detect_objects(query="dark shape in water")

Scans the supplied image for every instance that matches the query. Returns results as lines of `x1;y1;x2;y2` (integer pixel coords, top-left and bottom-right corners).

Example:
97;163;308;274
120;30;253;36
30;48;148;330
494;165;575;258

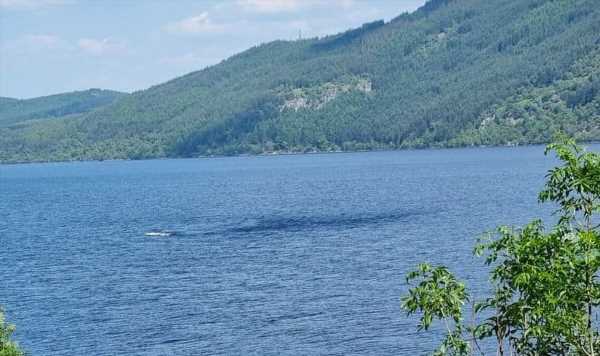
229;210;427;234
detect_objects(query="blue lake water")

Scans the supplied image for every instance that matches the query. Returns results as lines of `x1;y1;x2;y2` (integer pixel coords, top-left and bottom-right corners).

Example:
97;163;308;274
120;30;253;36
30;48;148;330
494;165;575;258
0;146;568;355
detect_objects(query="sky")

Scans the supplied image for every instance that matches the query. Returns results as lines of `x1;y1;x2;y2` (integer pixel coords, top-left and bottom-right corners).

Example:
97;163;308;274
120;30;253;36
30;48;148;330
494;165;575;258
0;0;426;99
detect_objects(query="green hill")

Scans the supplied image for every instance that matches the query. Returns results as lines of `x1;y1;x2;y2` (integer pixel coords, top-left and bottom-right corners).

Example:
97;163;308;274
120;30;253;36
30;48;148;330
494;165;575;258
1;0;599;163
0;89;127;128
0;97;19;106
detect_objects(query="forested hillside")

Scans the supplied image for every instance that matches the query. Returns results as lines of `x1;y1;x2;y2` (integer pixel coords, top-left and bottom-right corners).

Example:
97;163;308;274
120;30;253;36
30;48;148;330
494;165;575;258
1;0;599;163
0;89;126;128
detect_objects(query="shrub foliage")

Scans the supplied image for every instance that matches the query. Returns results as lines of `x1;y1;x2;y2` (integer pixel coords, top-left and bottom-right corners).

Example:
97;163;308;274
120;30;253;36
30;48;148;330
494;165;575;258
403;136;600;355
0;308;24;356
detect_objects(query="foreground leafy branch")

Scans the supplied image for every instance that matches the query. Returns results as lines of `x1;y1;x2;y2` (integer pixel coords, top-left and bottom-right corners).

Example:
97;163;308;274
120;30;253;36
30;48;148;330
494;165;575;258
403;264;471;355
403;136;600;355
0;308;24;356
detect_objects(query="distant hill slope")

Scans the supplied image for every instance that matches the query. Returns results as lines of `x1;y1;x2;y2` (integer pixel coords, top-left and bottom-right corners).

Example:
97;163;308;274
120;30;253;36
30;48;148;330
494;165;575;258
1;0;600;163
0;97;19;106
0;89;127;128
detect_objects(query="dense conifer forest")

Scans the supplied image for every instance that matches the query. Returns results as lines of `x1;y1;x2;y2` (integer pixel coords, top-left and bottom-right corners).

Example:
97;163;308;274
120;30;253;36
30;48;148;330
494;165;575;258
1;0;599;163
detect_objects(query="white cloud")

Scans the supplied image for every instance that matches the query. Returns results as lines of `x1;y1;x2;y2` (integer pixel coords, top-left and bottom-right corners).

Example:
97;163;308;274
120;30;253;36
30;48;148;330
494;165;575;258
77;38;127;56
24;34;67;49
164;12;225;35
0;0;70;10
237;0;302;13
4;34;129;57
236;0;355;13
3;34;131;59
1;34;74;55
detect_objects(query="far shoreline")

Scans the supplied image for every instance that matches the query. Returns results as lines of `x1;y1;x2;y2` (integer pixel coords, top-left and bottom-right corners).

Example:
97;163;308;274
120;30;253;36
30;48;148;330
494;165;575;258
3;140;600;167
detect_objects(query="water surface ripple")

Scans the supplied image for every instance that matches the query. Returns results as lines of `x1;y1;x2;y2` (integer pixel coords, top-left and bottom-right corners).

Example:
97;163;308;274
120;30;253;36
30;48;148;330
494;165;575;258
0;147;563;355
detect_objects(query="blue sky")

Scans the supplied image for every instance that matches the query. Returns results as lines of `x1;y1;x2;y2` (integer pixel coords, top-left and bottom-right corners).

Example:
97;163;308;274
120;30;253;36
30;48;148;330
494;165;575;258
0;0;426;99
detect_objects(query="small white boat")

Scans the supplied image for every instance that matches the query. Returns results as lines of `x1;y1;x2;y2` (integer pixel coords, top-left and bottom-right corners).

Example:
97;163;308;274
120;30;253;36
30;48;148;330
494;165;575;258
144;230;175;237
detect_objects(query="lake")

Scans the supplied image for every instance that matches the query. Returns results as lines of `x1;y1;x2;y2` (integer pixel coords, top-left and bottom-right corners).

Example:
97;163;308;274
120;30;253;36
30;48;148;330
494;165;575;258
0;146;563;355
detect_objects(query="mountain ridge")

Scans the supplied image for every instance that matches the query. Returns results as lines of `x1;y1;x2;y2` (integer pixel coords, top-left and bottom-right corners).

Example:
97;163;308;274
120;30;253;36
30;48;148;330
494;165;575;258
1;0;599;163
0;88;127;129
